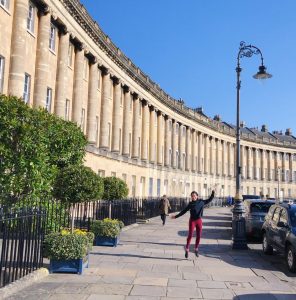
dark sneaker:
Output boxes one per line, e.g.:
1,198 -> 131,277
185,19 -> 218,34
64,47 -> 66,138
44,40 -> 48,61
195,250 -> 199,257
185,250 -> 189,258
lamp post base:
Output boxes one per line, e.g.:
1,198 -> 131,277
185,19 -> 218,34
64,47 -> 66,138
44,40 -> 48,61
232,198 -> 248,250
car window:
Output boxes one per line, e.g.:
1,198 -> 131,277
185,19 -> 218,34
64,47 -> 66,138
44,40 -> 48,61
250,203 -> 273,213
290,210 -> 296,227
272,207 -> 281,222
279,209 -> 288,225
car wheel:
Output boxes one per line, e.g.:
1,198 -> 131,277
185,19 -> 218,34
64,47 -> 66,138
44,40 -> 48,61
286,245 -> 296,273
262,233 -> 273,255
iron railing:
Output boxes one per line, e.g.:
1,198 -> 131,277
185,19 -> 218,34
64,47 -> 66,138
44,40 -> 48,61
0,208 -> 46,288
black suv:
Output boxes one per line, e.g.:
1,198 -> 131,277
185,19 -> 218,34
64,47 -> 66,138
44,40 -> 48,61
262,203 -> 296,272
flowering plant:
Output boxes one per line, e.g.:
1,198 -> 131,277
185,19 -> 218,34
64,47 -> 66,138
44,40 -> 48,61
44,228 -> 94,260
90,218 -> 124,238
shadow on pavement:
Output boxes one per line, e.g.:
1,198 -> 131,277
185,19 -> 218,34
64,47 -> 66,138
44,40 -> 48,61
233,293 -> 296,300
203,215 -> 232,221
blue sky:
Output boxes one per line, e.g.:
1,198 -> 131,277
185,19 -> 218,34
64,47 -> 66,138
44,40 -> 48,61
80,0 -> 296,134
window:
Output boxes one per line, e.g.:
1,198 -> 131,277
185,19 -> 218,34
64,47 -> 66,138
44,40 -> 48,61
0,55 -> 4,93
157,179 -> 161,197
111,172 -> 116,177
27,2 -> 35,33
131,175 -> 136,197
98,169 -> 105,177
81,108 -> 85,131
67,43 -> 74,67
23,73 -> 31,103
149,178 -> 153,197
65,99 -> 70,121
279,209 -> 288,225
0,0 -> 9,10
46,87 -> 52,112
49,23 -> 56,51
122,173 -> 127,182
286,170 -> 290,182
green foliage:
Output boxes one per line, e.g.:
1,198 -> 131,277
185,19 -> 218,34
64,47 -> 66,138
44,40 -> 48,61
53,165 -> 104,204
43,229 -> 94,260
90,218 -> 124,238
102,177 -> 129,201
0,94 -> 87,204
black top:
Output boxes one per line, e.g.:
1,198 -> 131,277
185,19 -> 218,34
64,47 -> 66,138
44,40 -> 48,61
175,192 -> 215,220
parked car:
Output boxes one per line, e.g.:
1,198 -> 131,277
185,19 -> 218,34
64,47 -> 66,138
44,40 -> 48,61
244,199 -> 275,240
243,195 -> 261,201
262,203 -> 296,272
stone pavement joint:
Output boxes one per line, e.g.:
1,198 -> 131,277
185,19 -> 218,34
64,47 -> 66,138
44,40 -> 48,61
3,207 -> 296,299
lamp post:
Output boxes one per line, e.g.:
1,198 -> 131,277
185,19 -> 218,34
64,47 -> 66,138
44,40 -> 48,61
232,41 -> 272,250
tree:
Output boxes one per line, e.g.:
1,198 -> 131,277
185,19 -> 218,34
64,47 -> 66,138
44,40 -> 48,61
102,177 -> 129,201
53,165 -> 104,232
0,94 -> 87,204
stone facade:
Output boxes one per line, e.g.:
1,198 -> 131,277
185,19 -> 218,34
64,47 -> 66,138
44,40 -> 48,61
1,0 -> 296,198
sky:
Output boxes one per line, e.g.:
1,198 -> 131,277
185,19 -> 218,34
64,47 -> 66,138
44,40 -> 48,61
80,0 -> 296,135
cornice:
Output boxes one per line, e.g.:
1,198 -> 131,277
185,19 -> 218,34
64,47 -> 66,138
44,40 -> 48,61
57,0 -> 296,150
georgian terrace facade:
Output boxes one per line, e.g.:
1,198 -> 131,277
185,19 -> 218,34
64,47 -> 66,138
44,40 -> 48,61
1,0 -> 296,198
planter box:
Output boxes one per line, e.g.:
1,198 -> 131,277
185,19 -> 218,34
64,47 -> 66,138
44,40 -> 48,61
49,253 -> 89,275
94,236 -> 119,247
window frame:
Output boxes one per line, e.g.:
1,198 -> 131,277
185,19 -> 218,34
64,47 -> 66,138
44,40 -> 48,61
0,55 -> 5,93
46,87 -> 52,112
23,73 -> 31,104
0,0 -> 9,10
49,23 -> 56,52
27,2 -> 35,33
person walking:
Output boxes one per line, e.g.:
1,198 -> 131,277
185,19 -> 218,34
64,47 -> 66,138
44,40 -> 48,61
171,190 -> 215,258
159,195 -> 171,225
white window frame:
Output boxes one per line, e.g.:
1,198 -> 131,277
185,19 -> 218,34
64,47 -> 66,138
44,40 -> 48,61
0,55 -> 4,93
23,73 -> 31,104
46,87 -> 52,112
0,0 -> 9,10
27,2 -> 35,33
65,99 -> 70,121
49,23 -> 56,51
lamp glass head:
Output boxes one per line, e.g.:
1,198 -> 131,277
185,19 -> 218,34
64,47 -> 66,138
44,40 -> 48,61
253,65 -> 272,80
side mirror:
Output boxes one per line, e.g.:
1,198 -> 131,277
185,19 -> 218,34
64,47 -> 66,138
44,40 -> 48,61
278,221 -> 289,229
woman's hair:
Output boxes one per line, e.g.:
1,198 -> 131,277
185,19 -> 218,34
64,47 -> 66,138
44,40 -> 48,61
191,191 -> 198,197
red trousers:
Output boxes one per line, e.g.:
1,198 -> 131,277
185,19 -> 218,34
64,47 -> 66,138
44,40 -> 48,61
186,218 -> 202,251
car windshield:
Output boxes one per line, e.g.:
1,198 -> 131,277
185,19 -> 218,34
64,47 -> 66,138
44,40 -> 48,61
290,210 -> 296,227
250,202 -> 273,213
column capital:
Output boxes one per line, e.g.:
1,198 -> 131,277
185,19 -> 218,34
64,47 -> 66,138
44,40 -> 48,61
100,66 -> 109,76
132,92 -> 139,99
111,76 -> 121,85
142,99 -> 148,106
123,84 -> 130,93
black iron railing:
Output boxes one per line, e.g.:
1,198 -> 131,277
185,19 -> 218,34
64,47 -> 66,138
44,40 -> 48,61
0,208 -> 46,288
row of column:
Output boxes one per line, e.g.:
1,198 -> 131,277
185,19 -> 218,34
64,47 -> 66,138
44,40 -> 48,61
6,0 -> 296,183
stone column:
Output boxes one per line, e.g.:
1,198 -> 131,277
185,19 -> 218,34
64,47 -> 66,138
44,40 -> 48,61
122,86 -> 132,156
247,147 -> 252,179
141,101 -> 149,161
164,116 -> 171,166
179,125 -> 185,170
99,68 -> 113,150
33,11 -> 51,108
157,112 -> 164,165
149,107 -> 156,163
132,94 -> 141,158
185,127 -> 191,171
267,151 -> 271,180
221,140 -> 225,176
227,143 -> 231,176
172,120 -> 177,168
111,77 -> 122,152
8,0 -> 32,98
210,137 -> 214,175
204,135 -> 208,173
55,31 -> 69,117
289,153 -> 293,182
191,129 -> 196,172
240,145 -> 244,179
282,153 -> 286,182
198,132 -> 204,173
216,139 -> 220,176
72,46 -> 85,125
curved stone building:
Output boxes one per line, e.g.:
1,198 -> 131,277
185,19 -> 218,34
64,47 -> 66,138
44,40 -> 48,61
1,0 -> 296,198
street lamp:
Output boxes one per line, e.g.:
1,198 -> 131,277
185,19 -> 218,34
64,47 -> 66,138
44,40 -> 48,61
232,41 -> 272,250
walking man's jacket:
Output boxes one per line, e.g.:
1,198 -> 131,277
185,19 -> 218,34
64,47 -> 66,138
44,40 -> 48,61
175,191 -> 215,220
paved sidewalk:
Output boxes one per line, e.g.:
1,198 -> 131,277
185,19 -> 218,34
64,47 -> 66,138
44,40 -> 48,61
5,207 -> 296,300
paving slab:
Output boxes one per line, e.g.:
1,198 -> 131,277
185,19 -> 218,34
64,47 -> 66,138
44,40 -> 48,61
4,207 -> 296,300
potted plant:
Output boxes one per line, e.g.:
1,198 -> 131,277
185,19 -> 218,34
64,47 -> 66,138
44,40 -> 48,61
44,228 -> 94,274
91,218 -> 124,247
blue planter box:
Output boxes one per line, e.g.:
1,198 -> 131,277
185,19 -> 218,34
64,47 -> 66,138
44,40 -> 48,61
49,254 -> 89,275
94,236 -> 119,247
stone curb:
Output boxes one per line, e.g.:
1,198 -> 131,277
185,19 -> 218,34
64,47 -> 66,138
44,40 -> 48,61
0,267 -> 49,299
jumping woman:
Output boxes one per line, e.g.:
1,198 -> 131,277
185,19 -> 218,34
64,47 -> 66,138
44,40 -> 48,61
171,190 -> 215,258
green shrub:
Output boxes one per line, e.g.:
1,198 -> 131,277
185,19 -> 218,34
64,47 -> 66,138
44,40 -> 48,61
90,218 -> 124,238
102,177 -> 128,201
43,229 -> 94,260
